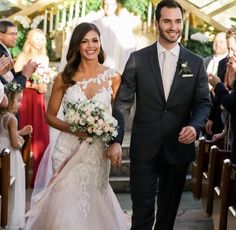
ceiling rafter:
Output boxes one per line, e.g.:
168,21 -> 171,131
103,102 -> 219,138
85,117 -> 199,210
7,0 -> 61,20
208,1 -> 236,17
177,0 -> 227,31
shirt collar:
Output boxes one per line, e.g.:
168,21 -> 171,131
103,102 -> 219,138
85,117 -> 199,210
157,41 -> 180,57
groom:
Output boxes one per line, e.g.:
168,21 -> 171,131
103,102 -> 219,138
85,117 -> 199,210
107,1 -> 211,229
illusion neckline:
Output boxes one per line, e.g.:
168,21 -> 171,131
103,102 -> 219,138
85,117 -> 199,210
74,68 -> 112,85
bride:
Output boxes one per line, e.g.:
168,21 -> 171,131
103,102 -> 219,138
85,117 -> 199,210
25,22 -> 127,230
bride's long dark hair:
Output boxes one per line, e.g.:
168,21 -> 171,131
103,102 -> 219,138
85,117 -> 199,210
61,22 -> 105,85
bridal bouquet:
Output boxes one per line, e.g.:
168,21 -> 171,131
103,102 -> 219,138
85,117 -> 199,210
63,99 -> 118,143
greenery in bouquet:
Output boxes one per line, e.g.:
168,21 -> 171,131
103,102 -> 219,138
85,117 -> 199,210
64,99 -> 118,143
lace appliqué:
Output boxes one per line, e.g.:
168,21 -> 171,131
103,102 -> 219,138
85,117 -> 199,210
51,140 -> 112,219
78,68 -> 116,89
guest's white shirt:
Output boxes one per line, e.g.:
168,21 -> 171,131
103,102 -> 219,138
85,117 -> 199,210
206,53 -> 227,75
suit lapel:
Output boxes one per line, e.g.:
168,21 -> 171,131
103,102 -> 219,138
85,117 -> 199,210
147,43 -> 165,101
167,45 -> 187,103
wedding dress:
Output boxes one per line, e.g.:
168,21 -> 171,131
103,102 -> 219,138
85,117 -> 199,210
25,68 -> 128,230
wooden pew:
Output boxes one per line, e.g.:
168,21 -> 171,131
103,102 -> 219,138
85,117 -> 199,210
0,148 -> 15,227
201,145 -> 231,216
228,189 -> 236,230
192,137 -> 213,200
21,134 -> 32,188
212,159 -> 236,230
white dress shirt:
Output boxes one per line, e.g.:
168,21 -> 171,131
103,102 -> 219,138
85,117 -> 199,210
157,42 -> 180,99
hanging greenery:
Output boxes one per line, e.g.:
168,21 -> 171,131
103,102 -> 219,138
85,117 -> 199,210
86,0 -> 102,13
120,0 -> 149,21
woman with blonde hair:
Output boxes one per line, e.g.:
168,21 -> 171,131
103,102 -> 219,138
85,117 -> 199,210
14,28 -> 50,187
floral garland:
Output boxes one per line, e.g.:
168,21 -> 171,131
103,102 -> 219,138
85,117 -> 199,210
13,14 -> 44,29
190,32 -> 209,43
30,15 -> 44,29
13,15 -> 31,29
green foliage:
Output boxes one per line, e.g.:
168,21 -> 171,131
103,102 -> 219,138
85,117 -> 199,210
86,0 -> 102,13
120,0 -> 149,21
184,39 -> 213,58
181,26 -> 213,58
9,25 -> 28,59
230,17 -> 236,26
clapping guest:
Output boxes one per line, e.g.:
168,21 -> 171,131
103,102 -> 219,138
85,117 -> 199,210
14,28 -> 50,187
0,20 -> 37,87
209,52 -> 236,163
206,28 -> 236,142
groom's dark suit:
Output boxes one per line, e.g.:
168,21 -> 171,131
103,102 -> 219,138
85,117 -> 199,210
113,43 -> 211,229
0,43 -> 26,87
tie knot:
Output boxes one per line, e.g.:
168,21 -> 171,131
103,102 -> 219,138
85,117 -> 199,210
163,50 -> 171,58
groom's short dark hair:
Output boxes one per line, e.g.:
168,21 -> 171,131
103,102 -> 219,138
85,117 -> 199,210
155,0 -> 184,22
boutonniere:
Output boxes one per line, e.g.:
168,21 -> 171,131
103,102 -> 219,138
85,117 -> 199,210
178,61 -> 192,76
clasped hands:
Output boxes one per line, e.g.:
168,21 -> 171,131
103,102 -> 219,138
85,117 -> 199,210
73,130 -> 122,167
105,143 -> 122,167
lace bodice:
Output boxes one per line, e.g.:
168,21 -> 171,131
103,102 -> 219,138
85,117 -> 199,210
52,67 -> 117,173
62,68 -> 116,114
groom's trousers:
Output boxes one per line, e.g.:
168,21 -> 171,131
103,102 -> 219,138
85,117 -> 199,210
130,154 -> 189,230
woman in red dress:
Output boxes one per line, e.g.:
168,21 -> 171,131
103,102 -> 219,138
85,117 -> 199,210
14,29 -> 50,187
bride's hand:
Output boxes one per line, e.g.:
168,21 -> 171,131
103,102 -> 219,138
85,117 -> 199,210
73,131 -> 89,140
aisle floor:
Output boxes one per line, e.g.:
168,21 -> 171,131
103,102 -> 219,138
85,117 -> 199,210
117,191 -> 214,230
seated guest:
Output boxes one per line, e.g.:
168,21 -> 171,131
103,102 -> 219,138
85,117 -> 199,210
0,19 -> 37,87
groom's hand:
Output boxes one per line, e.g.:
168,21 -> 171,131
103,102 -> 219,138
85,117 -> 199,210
178,126 -> 197,144
105,143 -> 122,167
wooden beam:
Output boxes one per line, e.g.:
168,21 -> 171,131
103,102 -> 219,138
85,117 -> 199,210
177,0 -> 227,32
208,1 -> 236,17
7,0 -> 61,20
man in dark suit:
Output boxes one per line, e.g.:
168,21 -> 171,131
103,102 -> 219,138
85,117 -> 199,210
0,20 -> 37,87
107,1 -> 211,229
204,32 -> 228,76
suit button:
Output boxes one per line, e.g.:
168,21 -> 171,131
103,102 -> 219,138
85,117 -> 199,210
164,110 -> 167,113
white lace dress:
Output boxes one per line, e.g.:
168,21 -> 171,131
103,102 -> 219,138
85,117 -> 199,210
0,113 -> 25,230
25,69 -> 128,230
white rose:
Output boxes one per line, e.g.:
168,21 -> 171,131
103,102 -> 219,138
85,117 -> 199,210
87,116 -> 95,124
97,119 -> 104,126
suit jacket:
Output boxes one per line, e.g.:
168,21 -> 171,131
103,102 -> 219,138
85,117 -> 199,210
217,56 -> 228,81
113,43 -> 211,164
207,56 -> 228,130
214,81 -> 236,161
0,44 -> 26,87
